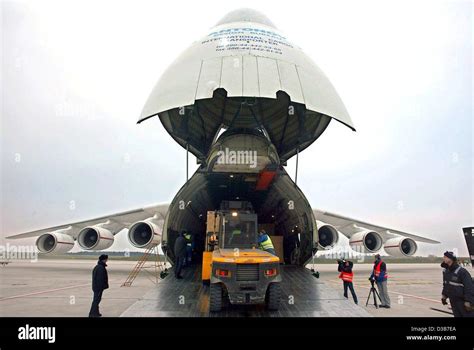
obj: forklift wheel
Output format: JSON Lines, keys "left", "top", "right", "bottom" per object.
{"left": 210, "top": 283, "right": 223, "bottom": 312}
{"left": 266, "top": 283, "right": 281, "bottom": 311}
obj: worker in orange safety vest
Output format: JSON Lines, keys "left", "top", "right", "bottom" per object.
{"left": 338, "top": 259, "right": 358, "bottom": 304}
{"left": 370, "top": 254, "right": 391, "bottom": 308}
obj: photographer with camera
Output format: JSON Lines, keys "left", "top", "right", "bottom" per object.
{"left": 369, "top": 254, "right": 391, "bottom": 308}
{"left": 338, "top": 259, "right": 358, "bottom": 304}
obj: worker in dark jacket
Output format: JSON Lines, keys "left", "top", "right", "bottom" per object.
{"left": 89, "top": 254, "right": 109, "bottom": 317}
{"left": 441, "top": 251, "right": 474, "bottom": 317}
{"left": 370, "top": 254, "right": 391, "bottom": 308}
{"left": 338, "top": 259, "right": 358, "bottom": 304}
{"left": 174, "top": 231, "right": 187, "bottom": 279}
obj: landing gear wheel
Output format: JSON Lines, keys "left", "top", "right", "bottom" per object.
{"left": 266, "top": 283, "right": 281, "bottom": 311}
{"left": 210, "top": 283, "right": 223, "bottom": 312}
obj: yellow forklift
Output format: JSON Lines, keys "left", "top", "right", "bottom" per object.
{"left": 202, "top": 201, "right": 281, "bottom": 312}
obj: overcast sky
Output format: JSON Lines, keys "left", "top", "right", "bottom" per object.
{"left": 1, "top": 0, "right": 472, "bottom": 256}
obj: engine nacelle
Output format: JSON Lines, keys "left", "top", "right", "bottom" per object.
{"left": 77, "top": 226, "right": 114, "bottom": 250}
{"left": 128, "top": 219, "right": 162, "bottom": 249}
{"left": 349, "top": 230, "right": 383, "bottom": 253}
{"left": 36, "top": 232, "right": 75, "bottom": 254}
{"left": 384, "top": 237, "right": 417, "bottom": 257}
{"left": 316, "top": 221, "right": 339, "bottom": 249}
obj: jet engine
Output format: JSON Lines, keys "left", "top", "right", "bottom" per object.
{"left": 36, "top": 232, "right": 75, "bottom": 254}
{"left": 77, "top": 226, "right": 114, "bottom": 250}
{"left": 349, "top": 230, "right": 383, "bottom": 253}
{"left": 128, "top": 219, "right": 162, "bottom": 249}
{"left": 316, "top": 221, "right": 339, "bottom": 249}
{"left": 384, "top": 237, "right": 417, "bottom": 257}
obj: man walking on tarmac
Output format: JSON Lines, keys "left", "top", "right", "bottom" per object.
{"left": 258, "top": 229, "right": 276, "bottom": 256}
{"left": 174, "top": 231, "right": 187, "bottom": 279}
{"left": 338, "top": 259, "right": 358, "bottom": 304}
{"left": 441, "top": 251, "right": 474, "bottom": 317}
{"left": 370, "top": 254, "right": 391, "bottom": 308}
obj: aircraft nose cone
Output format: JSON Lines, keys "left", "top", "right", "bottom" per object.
{"left": 216, "top": 8, "right": 276, "bottom": 28}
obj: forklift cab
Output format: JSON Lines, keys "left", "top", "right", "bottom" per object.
{"left": 221, "top": 212, "right": 258, "bottom": 250}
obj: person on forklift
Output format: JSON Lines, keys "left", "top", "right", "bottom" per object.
{"left": 231, "top": 222, "right": 254, "bottom": 247}
{"left": 230, "top": 226, "right": 242, "bottom": 246}
{"left": 258, "top": 229, "right": 276, "bottom": 256}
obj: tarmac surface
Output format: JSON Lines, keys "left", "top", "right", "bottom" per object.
{"left": 0, "top": 259, "right": 459, "bottom": 317}
{"left": 120, "top": 264, "right": 371, "bottom": 317}
{"left": 313, "top": 263, "right": 454, "bottom": 317}
{"left": 0, "top": 259, "right": 162, "bottom": 317}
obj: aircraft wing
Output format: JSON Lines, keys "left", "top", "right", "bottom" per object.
{"left": 314, "top": 209, "right": 440, "bottom": 244}
{"left": 6, "top": 204, "right": 170, "bottom": 240}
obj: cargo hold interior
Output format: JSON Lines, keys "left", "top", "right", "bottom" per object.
{"left": 163, "top": 168, "right": 316, "bottom": 266}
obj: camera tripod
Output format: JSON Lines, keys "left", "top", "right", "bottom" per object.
{"left": 365, "top": 279, "right": 382, "bottom": 308}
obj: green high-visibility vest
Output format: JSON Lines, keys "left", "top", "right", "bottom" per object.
{"left": 259, "top": 235, "right": 274, "bottom": 251}
{"left": 184, "top": 234, "right": 192, "bottom": 246}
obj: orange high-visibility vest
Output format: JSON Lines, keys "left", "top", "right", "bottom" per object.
{"left": 339, "top": 271, "right": 354, "bottom": 282}
{"left": 374, "top": 261, "right": 389, "bottom": 279}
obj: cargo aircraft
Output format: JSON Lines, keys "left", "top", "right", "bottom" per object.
{"left": 8, "top": 9, "right": 439, "bottom": 266}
